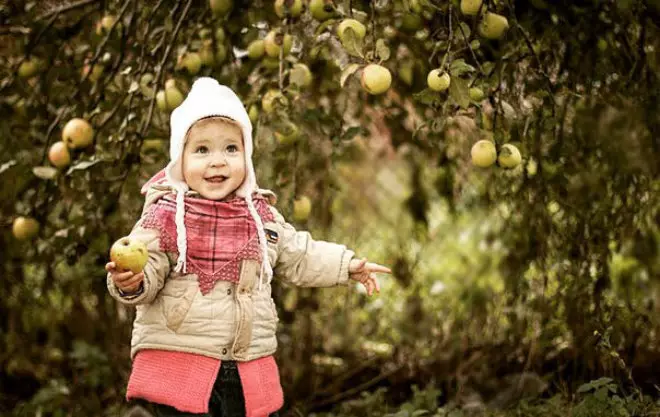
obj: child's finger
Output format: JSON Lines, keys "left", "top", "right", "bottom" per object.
{"left": 371, "top": 273, "right": 380, "bottom": 293}
{"left": 105, "top": 262, "right": 116, "bottom": 272}
{"left": 118, "top": 277, "right": 144, "bottom": 292}
{"left": 349, "top": 258, "right": 368, "bottom": 274}
{"left": 121, "top": 283, "right": 142, "bottom": 293}
{"left": 355, "top": 258, "right": 367, "bottom": 271}
{"left": 121, "top": 272, "right": 144, "bottom": 288}
{"left": 113, "top": 270, "right": 136, "bottom": 283}
{"left": 367, "top": 263, "right": 392, "bottom": 274}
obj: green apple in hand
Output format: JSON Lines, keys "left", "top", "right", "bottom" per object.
{"left": 110, "top": 237, "right": 148, "bottom": 273}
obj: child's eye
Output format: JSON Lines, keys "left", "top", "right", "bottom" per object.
{"left": 226, "top": 144, "right": 239, "bottom": 153}
{"left": 194, "top": 146, "right": 209, "bottom": 154}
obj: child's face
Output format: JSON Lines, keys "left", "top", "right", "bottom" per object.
{"left": 182, "top": 118, "right": 246, "bottom": 201}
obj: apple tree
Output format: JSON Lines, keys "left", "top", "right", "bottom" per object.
{"left": 1, "top": 0, "right": 659, "bottom": 414}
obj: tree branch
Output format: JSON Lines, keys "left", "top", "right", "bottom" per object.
{"left": 139, "top": 0, "right": 194, "bottom": 136}
{"left": 36, "top": 0, "right": 101, "bottom": 21}
{"left": 0, "top": 26, "right": 31, "bottom": 35}
{"left": 454, "top": 9, "right": 483, "bottom": 74}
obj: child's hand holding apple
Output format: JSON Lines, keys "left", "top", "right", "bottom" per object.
{"left": 107, "top": 237, "right": 148, "bottom": 294}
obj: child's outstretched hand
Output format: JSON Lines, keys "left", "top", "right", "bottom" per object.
{"left": 349, "top": 258, "right": 392, "bottom": 296}
{"left": 106, "top": 262, "right": 144, "bottom": 294}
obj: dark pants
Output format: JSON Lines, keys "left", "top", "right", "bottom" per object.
{"left": 152, "top": 361, "right": 280, "bottom": 417}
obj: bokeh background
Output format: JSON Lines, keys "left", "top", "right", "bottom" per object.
{"left": 1, "top": 0, "right": 659, "bottom": 416}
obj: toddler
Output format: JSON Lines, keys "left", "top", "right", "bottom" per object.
{"left": 106, "top": 77, "right": 391, "bottom": 417}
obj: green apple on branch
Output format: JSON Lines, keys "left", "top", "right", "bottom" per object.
{"left": 293, "top": 196, "right": 312, "bottom": 222}
{"left": 12, "top": 217, "right": 40, "bottom": 241}
{"left": 264, "top": 30, "right": 293, "bottom": 58}
{"left": 471, "top": 139, "right": 497, "bottom": 168}
{"left": 427, "top": 70, "right": 451, "bottom": 92}
{"left": 48, "top": 141, "right": 71, "bottom": 169}
{"left": 361, "top": 64, "right": 392, "bottom": 95}
{"left": 498, "top": 144, "right": 522, "bottom": 168}
{"left": 275, "top": 0, "right": 305, "bottom": 18}
{"left": 156, "top": 79, "right": 184, "bottom": 113}
{"left": 62, "top": 118, "right": 94, "bottom": 149}
{"left": 309, "top": 0, "right": 335, "bottom": 21}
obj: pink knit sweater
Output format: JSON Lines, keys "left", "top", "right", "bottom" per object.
{"left": 126, "top": 350, "right": 284, "bottom": 415}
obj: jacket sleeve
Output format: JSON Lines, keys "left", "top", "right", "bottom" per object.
{"left": 106, "top": 219, "right": 171, "bottom": 306}
{"left": 268, "top": 206, "right": 354, "bottom": 288}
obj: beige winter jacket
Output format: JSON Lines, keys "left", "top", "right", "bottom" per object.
{"left": 107, "top": 186, "right": 354, "bottom": 361}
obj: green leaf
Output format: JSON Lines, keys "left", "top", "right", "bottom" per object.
{"left": 340, "top": 63, "right": 361, "bottom": 88}
{"left": 481, "top": 61, "right": 496, "bottom": 75}
{"left": 32, "top": 166, "right": 58, "bottom": 180}
{"left": 289, "top": 65, "right": 309, "bottom": 87}
{"left": 376, "top": 39, "right": 391, "bottom": 61}
{"left": 449, "top": 76, "right": 470, "bottom": 109}
{"left": 341, "top": 27, "right": 365, "bottom": 57}
{"left": 577, "top": 378, "right": 599, "bottom": 393}
{"left": 449, "top": 59, "right": 476, "bottom": 77}
{"left": 431, "top": 118, "right": 445, "bottom": 133}
{"left": 594, "top": 387, "right": 609, "bottom": 401}
{"left": 412, "top": 121, "right": 429, "bottom": 139}
{"left": 0, "top": 160, "right": 17, "bottom": 175}
{"left": 413, "top": 89, "right": 439, "bottom": 105}
{"left": 66, "top": 160, "right": 101, "bottom": 175}
{"left": 470, "top": 39, "right": 481, "bottom": 50}
{"left": 459, "top": 22, "right": 471, "bottom": 39}
{"left": 341, "top": 126, "right": 364, "bottom": 140}
{"left": 591, "top": 377, "right": 614, "bottom": 389}
{"left": 315, "top": 18, "right": 339, "bottom": 36}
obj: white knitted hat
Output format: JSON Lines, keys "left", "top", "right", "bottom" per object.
{"left": 165, "top": 77, "right": 272, "bottom": 286}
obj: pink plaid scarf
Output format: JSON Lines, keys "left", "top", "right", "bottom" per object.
{"left": 141, "top": 193, "right": 274, "bottom": 295}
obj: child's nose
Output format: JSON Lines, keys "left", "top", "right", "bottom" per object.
{"left": 210, "top": 154, "right": 227, "bottom": 167}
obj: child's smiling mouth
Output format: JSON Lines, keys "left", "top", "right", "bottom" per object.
{"left": 205, "top": 175, "right": 228, "bottom": 183}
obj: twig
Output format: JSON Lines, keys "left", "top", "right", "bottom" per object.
{"left": 279, "top": 25, "right": 285, "bottom": 91}
{"left": 139, "top": 0, "right": 194, "bottom": 136}
{"left": 36, "top": 0, "right": 101, "bottom": 21}
{"left": 512, "top": 23, "right": 556, "bottom": 109}
{"left": 79, "top": 0, "right": 133, "bottom": 87}
{"left": 314, "top": 356, "right": 383, "bottom": 396}
{"left": 454, "top": 9, "right": 483, "bottom": 73}
{"left": 97, "top": 92, "right": 130, "bottom": 131}
{"left": 127, "top": 0, "right": 165, "bottom": 143}
{"left": 309, "top": 364, "right": 403, "bottom": 409}
{"left": 90, "top": 0, "right": 139, "bottom": 111}
{"left": 146, "top": 0, "right": 167, "bottom": 22}
{"left": 25, "top": 12, "right": 60, "bottom": 57}
{"left": 40, "top": 108, "right": 67, "bottom": 164}
{"left": 0, "top": 26, "right": 31, "bottom": 35}
{"left": 370, "top": 0, "right": 376, "bottom": 59}
{"left": 429, "top": 4, "right": 453, "bottom": 67}
{"left": 440, "top": 3, "right": 453, "bottom": 70}
{"left": 149, "top": 28, "right": 168, "bottom": 57}
{"left": 518, "top": 319, "right": 540, "bottom": 392}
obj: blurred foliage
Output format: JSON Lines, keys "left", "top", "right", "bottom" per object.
{"left": 309, "top": 378, "right": 660, "bottom": 417}
{"left": 1, "top": 0, "right": 659, "bottom": 416}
